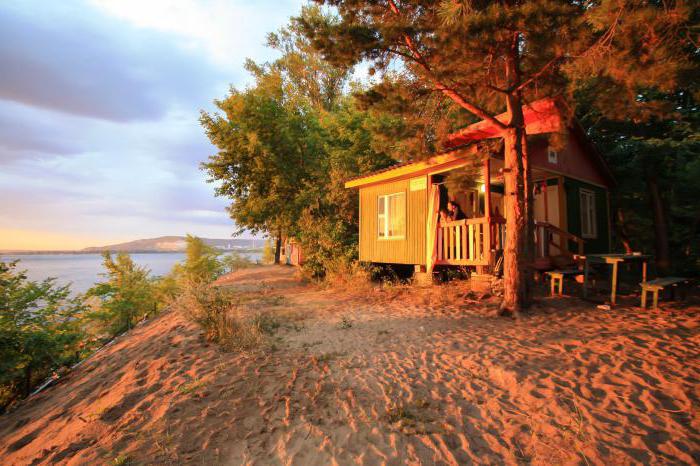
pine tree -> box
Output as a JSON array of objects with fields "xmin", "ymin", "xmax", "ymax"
[{"xmin": 300, "ymin": 0, "xmax": 696, "ymax": 311}]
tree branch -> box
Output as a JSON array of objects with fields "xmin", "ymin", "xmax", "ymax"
[
  {"xmin": 385, "ymin": 0, "xmax": 507, "ymax": 130},
  {"xmin": 514, "ymin": 55, "xmax": 563, "ymax": 93}
]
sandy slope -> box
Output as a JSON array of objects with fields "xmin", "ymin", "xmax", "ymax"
[{"xmin": 0, "ymin": 266, "xmax": 698, "ymax": 465}]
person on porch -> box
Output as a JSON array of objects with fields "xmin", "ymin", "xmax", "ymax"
[
  {"xmin": 439, "ymin": 208, "xmax": 450, "ymax": 224},
  {"xmin": 447, "ymin": 200, "xmax": 465, "ymax": 221}
]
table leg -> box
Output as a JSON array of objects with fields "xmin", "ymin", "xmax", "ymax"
[
  {"xmin": 641, "ymin": 289, "xmax": 647, "ymax": 308},
  {"xmin": 550, "ymin": 276, "xmax": 555, "ymax": 296},
  {"xmin": 611, "ymin": 262, "xmax": 619, "ymax": 306}
]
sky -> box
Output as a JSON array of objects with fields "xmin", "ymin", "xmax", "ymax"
[{"xmin": 0, "ymin": 0, "xmax": 304, "ymax": 250}]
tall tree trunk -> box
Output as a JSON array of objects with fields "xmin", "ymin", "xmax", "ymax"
[
  {"xmin": 646, "ymin": 173, "xmax": 671, "ymax": 274},
  {"xmin": 501, "ymin": 95, "xmax": 528, "ymax": 313},
  {"xmin": 274, "ymin": 228, "xmax": 282, "ymax": 265}
]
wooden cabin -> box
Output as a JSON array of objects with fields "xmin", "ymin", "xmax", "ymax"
[
  {"xmin": 345, "ymin": 99, "xmax": 615, "ymax": 274},
  {"xmin": 284, "ymin": 238, "xmax": 304, "ymax": 266}
]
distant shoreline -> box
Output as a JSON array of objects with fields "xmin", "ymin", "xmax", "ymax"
[{"xmin": 1, "ymin": 248, "xmax": 264, "ymax": 256}]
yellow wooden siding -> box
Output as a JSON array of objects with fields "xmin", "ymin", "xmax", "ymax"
[{"xmin": 358, "ymin": 177, "xmax": 427, "ymax": 265}]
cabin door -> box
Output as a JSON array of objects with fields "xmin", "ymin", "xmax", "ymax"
[{"xmin": 533, "ymin": 181, "xmax": 562, "ymax": 255}]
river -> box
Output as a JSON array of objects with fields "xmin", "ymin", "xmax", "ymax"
[{"xmin": 0, "ymin": 252, "xmax": 263, "ymax": 294}]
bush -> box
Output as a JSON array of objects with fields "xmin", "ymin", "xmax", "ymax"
[
  {"xmin": 262, "ymin": 239, "xmax": 276, "ymax": 264},
  {"xmin": 221, "ymin": 251, "xmax": 253, "ymax": 273},
  {"xmin": 0, "ymin": 261, "xmax": 87, "ymax": 409},
  {"xmin": 172, "ymin": 235, "xmax": 224, "ymax": 284},
  {"xmin": 86, "ymin": 252, "xmax": 160, "ymax": 337},
  {"xmin": 174, "ymin": 282, "xmax": 264, "ymax": 351}
]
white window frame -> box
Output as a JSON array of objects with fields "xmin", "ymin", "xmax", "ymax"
[
  {"xmin": 579, "ymin": 188, "xmax": 597, "ymax": 239},
  {"xmin": 377, "ymin": 192, "xmax": 406, "ymax": 240}
]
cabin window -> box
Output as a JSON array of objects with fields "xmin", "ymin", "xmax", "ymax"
[
  {"xmin": 547, "ymin": 147, "xmax": 558, "ymax": 164},
  {"xmin": 377, "ymin": 192, "xmax": 406, "ymax": 239},
  {"xmin": 579, "ymin": 189, "xmax": 597, "ymax": 239}
]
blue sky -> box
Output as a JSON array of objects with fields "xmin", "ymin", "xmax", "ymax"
[{"xmin": 0, "ymin": 0, "xmax": 304, "ymax": 250}]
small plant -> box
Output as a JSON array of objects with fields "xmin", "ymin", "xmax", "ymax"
[
  {"xmin": 377, "ymin": 329, "xmax": 389, "ymax": 336},
  {"xmin": 178, "ymin": 377, "xmax": 206, "ymax": 395},
  {"xmin": 317, "ymin": 351, "xmax": 345, "ymax": 363},
  {"xmin": 252, "ymin": 313, "xmax": 280, "ymax": 335},
  {"xmin": 386, "ymin": 404, "xmax": 417, "ymax": 424},
  {"xmin": 112, "ymin": 454, "xmax": 131, "ymax": 465},
  {"xmin": 338, "ymin": 316, "xmax": 352, "ymax": 330},
  {"xmin": 173, "ymin": 283, "xmax": 264, "ymax": 351},
  {"xmin": 302, "ymin": 341, "xmax": 322, "ymax": 350}
]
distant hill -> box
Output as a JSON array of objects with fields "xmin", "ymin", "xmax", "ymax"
[{"xmin": 81, "ymin": 236, "xmax": 263, "ymax": 253}]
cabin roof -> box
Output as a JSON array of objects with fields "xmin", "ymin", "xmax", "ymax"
[{"xmin": 345, "ymin": 98, "xmax": 615, "ymax": 189}]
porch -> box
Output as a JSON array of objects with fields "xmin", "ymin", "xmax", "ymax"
[{"xmin": 430, "ymin": 156, "xmax": 585, "ymax": 272}]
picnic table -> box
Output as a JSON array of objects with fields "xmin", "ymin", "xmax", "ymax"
[{"xmin": 574, "ymin": 253, "xmax": 653, "ymax": 306}]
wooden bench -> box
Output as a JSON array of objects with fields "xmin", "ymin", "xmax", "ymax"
[
  {"xmin": 545, "ymin": 269, "xmax": 583, "ymax": 296},
  {"xmin": 640, "ymin": 277, "xmax": 689, "ymax": 309}
]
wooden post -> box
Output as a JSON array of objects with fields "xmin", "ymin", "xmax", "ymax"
[
  {"xmin": 542, "ymin": 180, "xmax": 549, "ymax": 223},
  {"xmin": 550, "ymin": 275, "xmax": 556, "ymax": 296},
  {"xmin": 483, "ymin": 157, "xmax": 493, "ymax": 264},
  {"xmin": 484, "ymin": 157, "xmax": 492, "ymax": 218},
  {"xmin": 610, "ymin": 261, "xmax": 619, "ymax": 306}
]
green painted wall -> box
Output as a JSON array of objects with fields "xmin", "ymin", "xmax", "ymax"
[{"xmin": 564, "ymin": 178, "xmax": 610, "ymax": 253}]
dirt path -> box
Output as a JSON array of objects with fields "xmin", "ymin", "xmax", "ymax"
[{"xmin": 1, "ymin": 265, "xmax": 698, "ymax": 465}]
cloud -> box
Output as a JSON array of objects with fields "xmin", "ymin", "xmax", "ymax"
[
  {"xmin": 0, "ymin": 0, "xmax": 304, "ymax": 249},
  {"xmin": 0, "ymin": 1, "xmax": 233, "ymax": 121},
  {"xmin": 88, "ymin": 0, "xmax": 300, "ymax": 69}
]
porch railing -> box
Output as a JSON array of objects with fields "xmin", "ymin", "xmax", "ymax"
[
  {"xmin": 534, "ymin": 221, "xmax": 584, "ymax": 258},
  {"xmin": 436, "ymin": 218, "xmax": 494, "ymax": 266}
]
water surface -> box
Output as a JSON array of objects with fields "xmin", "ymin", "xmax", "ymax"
[{"xmin": 1, "ymin": 252, "xmax": 262, "ymax": 294}]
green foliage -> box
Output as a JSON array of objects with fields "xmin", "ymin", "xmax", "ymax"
[
  {"xmin": 295, "ymin": 97, "xmax": 395, "ymax": 276},
  {"xmin": 201, "ymin": 6, "xmax": 395, "ymax": 277},
  {"xmin": 173, "ymin": 282, "xmax": 264, "ymax": 350},
  {"xmin": 221, "ymin": 251, "xmax": 254, "ymax": 273},
  {"xmin": 301, "ymin": 0, "xmax": 696, "ymax": 125},
  {"xmin": 86, "ymin": 252, "xmax": 159, "ymax": 336},
  {"xmin": 582, "ymin": 89, "xmax": 700, "ymax": 274},
  {"xmin": 172, "ymin": 235, "xmax": 224, "ymax": 284},
  {"xmin": 0, "ymin": 261, "xmax": 87, "ymax": 408},
  {"xmin": 262, "ymin": 239, "xmax": 276, "ymax": 264}
]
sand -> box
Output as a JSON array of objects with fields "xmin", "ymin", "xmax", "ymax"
[{"xmin": 0, "ymin": 265, "xmax": 698, "ymax": 465}]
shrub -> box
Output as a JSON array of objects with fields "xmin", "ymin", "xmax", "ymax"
[
  {"xmin": 86, "ymin": 252, "xmax": 160, "ymax": 337},
  {"xmin": 262, "ymin": 239, "xmax": 276, "ymax": 264},
  {"xmin": 0, "ymin": 261, "xmax": 87, "ymax": 409},
  {"xmin": 174, "ymin": 282, "xmax": 264, "ymax": 351},
  {"xmin": 172, "ymin": 235, "xmax": 224, "ymax": 285},
  {"xmin": 221, "ymin": 251, "xmax": 254, "ymax": 273}
]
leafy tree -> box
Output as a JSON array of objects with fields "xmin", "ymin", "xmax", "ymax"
[
  {"xmin": 581, "ymin": 89, "xmax": 700, "ymax": 274},
  {"xmin": 201, "ymin": 7, "xmax": 346, "ymax": 264},
  {"xmin": 86, "ymin": 252, "xmax": 159, "ymax": 336},
  {"xmin": 0, "ymin": 261, "xmax": 86, "ymax": 408},
  {"xmin": 295, "ymin": 95, "xmax": 395, "ymax": 276},
  {"xmin": 300, "ymin": 0, "xmax": 696, "ymax": 311},
  {"xmin": 172, "ymin": 235, "xmax": 224, "ymax": 284}
]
